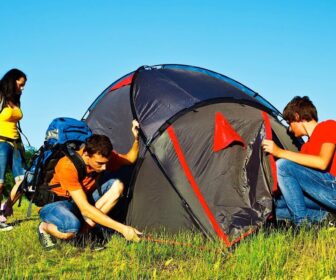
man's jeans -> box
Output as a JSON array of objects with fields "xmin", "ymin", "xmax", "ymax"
[
  {"xmin": 275, "ymin": 159, "xmax": 336, "ymax": 225},
  {"xmin": 39, "ymin": 178, "xmax": 116, "ymax": 234}
]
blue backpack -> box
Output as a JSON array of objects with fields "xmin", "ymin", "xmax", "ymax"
[{"xmin": 20, "ymin": 117, "xmax": 92, "ymax": 211}]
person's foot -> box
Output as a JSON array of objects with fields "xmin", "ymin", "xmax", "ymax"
[
  {"xmin": 0, "ymin": 221, "xmax": 13, "ymax": 231},
  {"xmin": 38, "ymin": 223, "xmax": 58, "ymax": 250}
]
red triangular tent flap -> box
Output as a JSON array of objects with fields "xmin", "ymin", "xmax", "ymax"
[{"xmin": 213, "ymin": 112, "xmax": 246, "ymax": 152}]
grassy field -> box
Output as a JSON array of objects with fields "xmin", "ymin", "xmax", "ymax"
[{"xmin": 1, "ymin": 200, "xmax": 336, "ymax": 279}]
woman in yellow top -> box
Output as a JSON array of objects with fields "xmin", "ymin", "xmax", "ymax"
[{"xmin": 0, "ymin": 69, "xmax": 27, "ymax": 231}]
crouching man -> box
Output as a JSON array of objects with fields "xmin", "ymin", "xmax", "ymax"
[{"xmin": 38, "ymin": 120, "xmax": 141, "ymax": 250}]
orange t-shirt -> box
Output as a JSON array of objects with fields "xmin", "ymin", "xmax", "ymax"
[{"xmin": 51, "ymin": 148, "xmax": 128, "ymax": 197}]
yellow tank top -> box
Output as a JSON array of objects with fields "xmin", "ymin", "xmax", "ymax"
[{"xmin": 0, "ymin": 106, "xmax": 23, "ymax": 140}]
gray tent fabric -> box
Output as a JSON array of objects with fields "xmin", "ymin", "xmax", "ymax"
[
  {"xmin": 126, "ymin": 152, "xmax": 196, "ymax": 233},
  {"xmin": 85, "ymin": 85, "xmax": 134, "ymax": 154},
  {"xmin": 146, "ymin": 103, "xmax": 273, "ymax": 241},
  {"xmin": 133, "ymin": 67, "xmax": 260, "ymax": 140},
  {"xmin": 83, "ymin": 64, "xmax": 300, "ymax": 246}
]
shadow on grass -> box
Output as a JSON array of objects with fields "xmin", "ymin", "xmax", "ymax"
[
  {"xmin": 7, "ymin": 217, "xmax": 39, "ymax": 226},
  {"xmin": 67, "ymin": 227, "xmax": 116, "ymax": 251}
]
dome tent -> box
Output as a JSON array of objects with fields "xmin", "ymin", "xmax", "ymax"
[{"xmin": 83, "ymin": 64, "xmax": 299, "ymax": 247}]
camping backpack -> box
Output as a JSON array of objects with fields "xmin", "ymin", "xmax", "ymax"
[{"xmin": 21, "ymin": 117, "xmax": 92, "ymax": 212}]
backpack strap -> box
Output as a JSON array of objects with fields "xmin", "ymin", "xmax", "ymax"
[
  {"xmin": 17, "ymin": 121, "xmax": 31, "ymax": 147},
  {"xmin": 63, "ymin": 144, "xmax": 87, "ymax": 182}
]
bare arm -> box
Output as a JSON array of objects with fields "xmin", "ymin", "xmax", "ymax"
[
  {"xmin": 69, "ymin": 188, "xmax": 141, "ymax": 241},
  {"xmin": 117, "ymin": 139, "xmax": 139, "ymax": 164},
  {"xmin": 262, "ymin": 140, "xmax": 335, "ymax": 170},
  {"xmin": 115, "ymin": 120, "xmax": 140, "ymax": 164}
]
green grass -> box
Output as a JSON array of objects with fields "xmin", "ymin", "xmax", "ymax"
[{"xmin": 1, "ymin": 200, "xmax": 336, "ymax": 279}]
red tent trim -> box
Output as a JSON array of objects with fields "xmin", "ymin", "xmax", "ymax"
[
  {"xmin": 108, "ymin": 73, "xmax": 134, "ymax": 92},
  {"xmin": 230, "ymin": 228, "xmax": 257, "ymax": 245},
  {"xmin": 167, "ymin": 125, "xmax": 231, "ymax": 246},
  {"xmin": 261, "ymin": 112, "xmax": 278, "ymax": 193}
]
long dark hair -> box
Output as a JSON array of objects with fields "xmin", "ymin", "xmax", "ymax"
[{"xmin": 0, "ymin": 68, "xmax": 27, "ymax": 107}]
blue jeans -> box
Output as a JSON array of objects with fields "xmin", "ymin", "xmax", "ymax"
[
  {"xmin": 0, "ymin": 141, "xmax": 25, "ymax": 184},
  {"xmin": 275, "ymin": 159, "xmax": 336, "ymax": 225},
  {"xmin": 39, "ymin": 178, "xmax": 116, "ymax": 233}
]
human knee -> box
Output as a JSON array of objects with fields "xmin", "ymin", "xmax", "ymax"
[{"xmin": 112, "ymin": 180, "xmax": 124, "ymax": 197}]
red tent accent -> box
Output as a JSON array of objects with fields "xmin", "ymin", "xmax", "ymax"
[
  {"xmin": 108, "ymin": 73, "xmax": 134, "ymax": 92},
  {"xmin": 213, "ymin": 112, "xmax": 246, "ymax": 152},
  {"xmin": 167, "ymin": 125, "xmax": 231, "ymax": 246},
  {"xmin": 261, "ymin": 111, "xmax": 278, "ymax": 193}
]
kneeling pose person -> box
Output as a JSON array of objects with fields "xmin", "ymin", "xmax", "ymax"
[
  {"xmin": 262, "ymin": 96, "xmax": 336, "ymax": 226},
  {"xmin": 38, "ymin": 124, "xmax": 141, "ymax": 249}
]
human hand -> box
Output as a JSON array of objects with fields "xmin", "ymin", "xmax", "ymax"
[
  {"xmin": 262, "ymin": 139, "xmax": 281, "ymax": 157},
  {"xmin": 131, "ymin": 120, "xmax": 140, "ymax": 140},
  {"xmin": 122, "ymin": 226, "xmax": 142, "ymax": 242}
]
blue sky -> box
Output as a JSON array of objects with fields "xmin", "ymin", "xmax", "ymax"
[{"xmin": 1, "ymin": 0, "xmax": 335, "ymax": 148}]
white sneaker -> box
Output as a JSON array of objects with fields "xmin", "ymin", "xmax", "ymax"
[{"xmin": 0, "ymin": 222, "xmax": 13, "ymax": 231}]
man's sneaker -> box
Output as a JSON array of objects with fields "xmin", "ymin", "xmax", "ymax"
[
  {"xmin": 38, "ymin": 224, "xmax": 57, "ymax": 250},
  {"xmin": 0, "ymin": 221, "xmax": 13, "ymax": 231}
]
